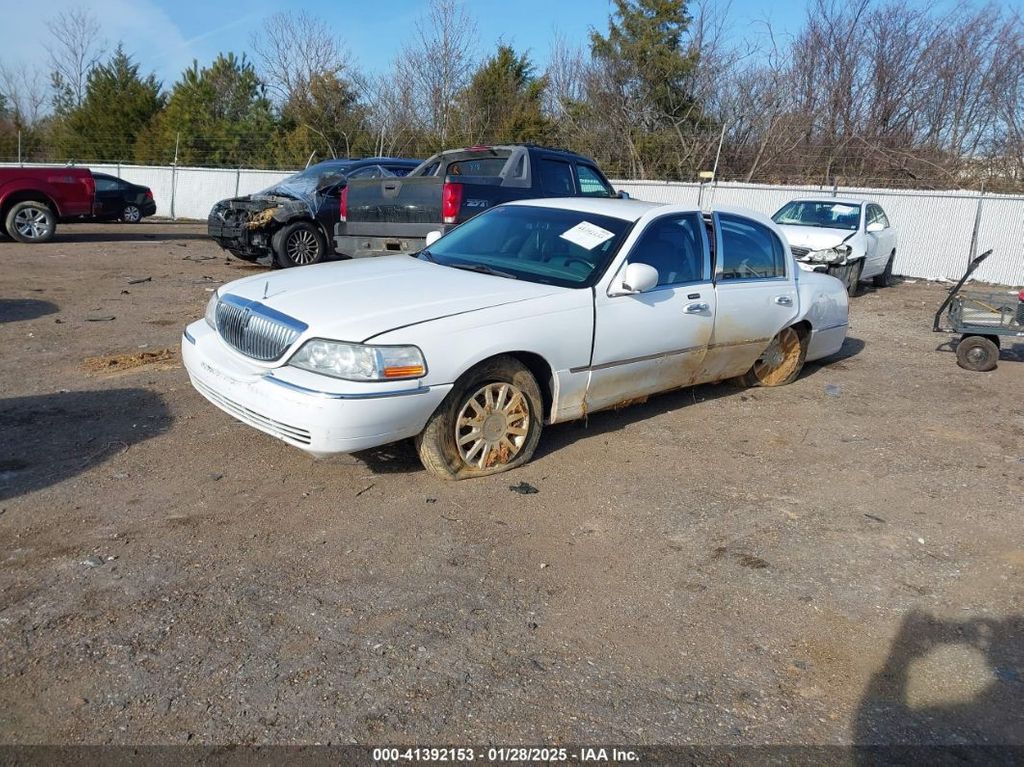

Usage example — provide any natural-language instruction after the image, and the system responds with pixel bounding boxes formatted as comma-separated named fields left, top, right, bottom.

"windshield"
left=259, top=163, right=355, bottom=198
left=421, top=205, right=631, bottom=287
left=772, top=201, right=861, bottom=231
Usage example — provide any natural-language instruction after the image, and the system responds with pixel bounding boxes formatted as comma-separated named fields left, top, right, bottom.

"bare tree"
left=0, top=62, right=49, bottom=127
left=46, top=6, right=105, bottom=110
left=393, top=0, right=477, bottom=147
left=250, top=11, right=348, bottom=106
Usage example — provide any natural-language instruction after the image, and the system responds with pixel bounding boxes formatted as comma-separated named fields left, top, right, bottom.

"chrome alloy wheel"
left=123, top=204, right=141, bottom=223
left=455, top=382, right=531, bottom=470
left=14, top=207, right=52, bottom=240
left=285, top=229, right=321, bottom=265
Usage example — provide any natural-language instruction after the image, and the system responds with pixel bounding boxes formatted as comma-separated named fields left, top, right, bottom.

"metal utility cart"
left=933, top=249, right=1024, bottom=371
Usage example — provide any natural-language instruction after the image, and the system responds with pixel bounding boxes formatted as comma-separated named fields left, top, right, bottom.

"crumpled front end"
left=207, top=194, right=322, bottom=260
left=792, top=242, right=857, bottom=273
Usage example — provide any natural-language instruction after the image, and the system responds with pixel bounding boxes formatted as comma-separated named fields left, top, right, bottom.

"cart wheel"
left=955, top=335, right=999, bottom=372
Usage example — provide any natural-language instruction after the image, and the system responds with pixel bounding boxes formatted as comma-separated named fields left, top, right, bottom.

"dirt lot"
left=1, top=221, right=1022, bottom=747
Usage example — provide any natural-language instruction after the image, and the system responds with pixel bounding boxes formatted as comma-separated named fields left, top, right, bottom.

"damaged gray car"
left=207, top=158, right=420, bottom=268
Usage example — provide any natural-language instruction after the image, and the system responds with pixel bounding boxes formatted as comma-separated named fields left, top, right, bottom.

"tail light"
left=340, top=186, right=348, bottom=221
left=145, top=189, right=153, bottom=200
left=442, top=182, right=462, bottom=225
left=83, top=174, right=95, bottom=197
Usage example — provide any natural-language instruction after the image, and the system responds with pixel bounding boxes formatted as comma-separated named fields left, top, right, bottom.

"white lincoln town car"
left=183, top=199, right=849, bottom=479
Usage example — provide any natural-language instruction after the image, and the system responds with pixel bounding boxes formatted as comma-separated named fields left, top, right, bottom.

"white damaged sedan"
left=183, top=199, right=849, bottom=479
left=772, top=198, right=898, bottom=296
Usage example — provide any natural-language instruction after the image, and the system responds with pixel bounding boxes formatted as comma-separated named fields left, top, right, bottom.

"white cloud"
left=0, top=0, right=195, bottom=92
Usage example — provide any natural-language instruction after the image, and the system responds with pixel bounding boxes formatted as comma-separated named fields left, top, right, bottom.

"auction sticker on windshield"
left=560, top=221, right=615, bottom=250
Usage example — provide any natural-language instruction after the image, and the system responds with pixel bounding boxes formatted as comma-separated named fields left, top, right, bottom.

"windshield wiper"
left=418, top=249, right=437, bottom=263
left=447, top=263, right=519, bottom=280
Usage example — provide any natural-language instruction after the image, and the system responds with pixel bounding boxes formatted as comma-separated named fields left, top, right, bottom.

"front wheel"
left=830, top=260, right=863, bottom=297
left=735, top=326, right=807, bottom=387
left=273, top=221, right=327, bottom=268
left=416, top=356, right=544, bottom=480
left=956, top=335, right=998, bottom=372
left=122, top=204, right=142, bottom=223
left=6, top=201, right=56, bottom=243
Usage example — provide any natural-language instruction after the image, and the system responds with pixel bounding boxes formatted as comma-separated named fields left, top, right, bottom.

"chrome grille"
left=215, top=294, right=307, bottom=362
left=790, top=246, right=811, bottom=257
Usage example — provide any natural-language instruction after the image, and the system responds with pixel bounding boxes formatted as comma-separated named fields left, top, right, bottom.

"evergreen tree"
left=461, top=45, right=552, bottom=145
left=136, top=53, right=276, bottom=167
left=54, top=46, right=162, bottom=162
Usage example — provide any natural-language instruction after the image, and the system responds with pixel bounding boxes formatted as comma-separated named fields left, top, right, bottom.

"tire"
left=837, top=260, right=863, bottom=297
left=415, top=355, right=544, bottom=480
left=873, top=251, right=895, bottom=288
left=735, top=326, right=807, bottom=387
left=273, top=221, right=327, bottom=268
left=5, top=201, right=57, bottom=244
left=226, top=248, right=262, bottom=263
left=122, top=204, right=142, bottom=223
left=955, top=335, right=998, bottom=372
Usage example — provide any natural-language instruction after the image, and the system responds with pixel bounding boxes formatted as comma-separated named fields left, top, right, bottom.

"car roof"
left=505, top=197, right=663, bottom=221
left=310, top=157, right=420, bottom=171
left=788, top=197, right=866, bottom=207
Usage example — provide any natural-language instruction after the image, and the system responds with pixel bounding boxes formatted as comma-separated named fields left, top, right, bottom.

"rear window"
left=446, top=157, right=507, bottom=177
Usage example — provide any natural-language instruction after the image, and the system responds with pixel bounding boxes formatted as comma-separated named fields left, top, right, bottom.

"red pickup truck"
left=0, top=167, right=96, bottom=243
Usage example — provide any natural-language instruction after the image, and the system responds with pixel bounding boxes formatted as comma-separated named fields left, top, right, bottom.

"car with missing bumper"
left=771, top=198, right=898, bottom=295
left=207, top=157, right=420, bottom=268
left=183, top=198, right=849, bottom=479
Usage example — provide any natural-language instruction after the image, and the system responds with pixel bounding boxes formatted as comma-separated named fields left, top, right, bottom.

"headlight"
left=289, top=340, right=426, bottom=381
left=205, top=292, right=219, bottom=329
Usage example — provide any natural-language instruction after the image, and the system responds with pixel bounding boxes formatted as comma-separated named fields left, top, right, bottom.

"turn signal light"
left=383, top=364, right=426, bottom=379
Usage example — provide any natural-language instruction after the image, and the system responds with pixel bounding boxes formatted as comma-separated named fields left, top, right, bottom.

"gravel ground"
left=0, top=221, right=1022, bottom=746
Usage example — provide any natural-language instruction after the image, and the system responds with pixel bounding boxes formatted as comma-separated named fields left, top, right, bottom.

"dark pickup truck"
left=334, top=145, right=619, bottom=258
left=0, top=167, right=96, bottom=243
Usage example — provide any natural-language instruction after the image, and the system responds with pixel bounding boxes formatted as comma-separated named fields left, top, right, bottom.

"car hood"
left=219, top=255, right=563, bottom=342
left=776, top=225, right=856, bottom=250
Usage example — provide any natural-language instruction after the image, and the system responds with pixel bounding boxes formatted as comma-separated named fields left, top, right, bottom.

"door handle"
left=774, top=296, right=793, bottom=306
left=683, top=302, right=709, bottom=314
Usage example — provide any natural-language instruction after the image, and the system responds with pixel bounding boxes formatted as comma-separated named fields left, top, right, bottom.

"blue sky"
left=1, top=0, right=1019, bottom=91
left=0, top=0, right=803, bottom=88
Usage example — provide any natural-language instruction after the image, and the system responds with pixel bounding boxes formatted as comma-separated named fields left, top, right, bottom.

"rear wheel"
left=955, top=335, right=998, bottom=372
left=873, top=251, right=895, bottom=288
left=5, top=201, right=56, bottom=243
left=416, top=356, right=543, bottom=480
left=273, top=221, right=327, bottom=268
left=122, top=204, right=142, bottom=223
left=735, top=326, right=807, bottom=387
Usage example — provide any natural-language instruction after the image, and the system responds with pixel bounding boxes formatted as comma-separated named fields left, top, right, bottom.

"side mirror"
left=866, top=221, right=884, bottom=233
left=621, top=262, right=659, bottom=294
left=425, top=230, right=443, bottom=247
left=617, top=190, right=631, bottom=199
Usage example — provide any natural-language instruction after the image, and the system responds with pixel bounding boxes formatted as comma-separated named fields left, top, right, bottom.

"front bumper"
left=181, top=320, right=451, bottom=456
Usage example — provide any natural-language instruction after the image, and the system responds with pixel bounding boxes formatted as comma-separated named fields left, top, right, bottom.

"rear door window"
left=718, top=214, right=787, bottom=280
left=537, top=160, right=575, bottom=195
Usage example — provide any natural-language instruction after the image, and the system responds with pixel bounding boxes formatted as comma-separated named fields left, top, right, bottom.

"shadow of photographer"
left=854, top=609, right=1024, bottom=762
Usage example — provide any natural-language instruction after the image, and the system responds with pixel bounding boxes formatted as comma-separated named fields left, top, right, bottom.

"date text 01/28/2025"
left=370, top=747, right=640, bottom=762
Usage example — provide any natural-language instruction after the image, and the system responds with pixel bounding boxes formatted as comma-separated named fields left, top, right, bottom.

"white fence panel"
left=4, top=162, right=1023, bottom=285
left=615, top=178, right=1024, bottom=286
